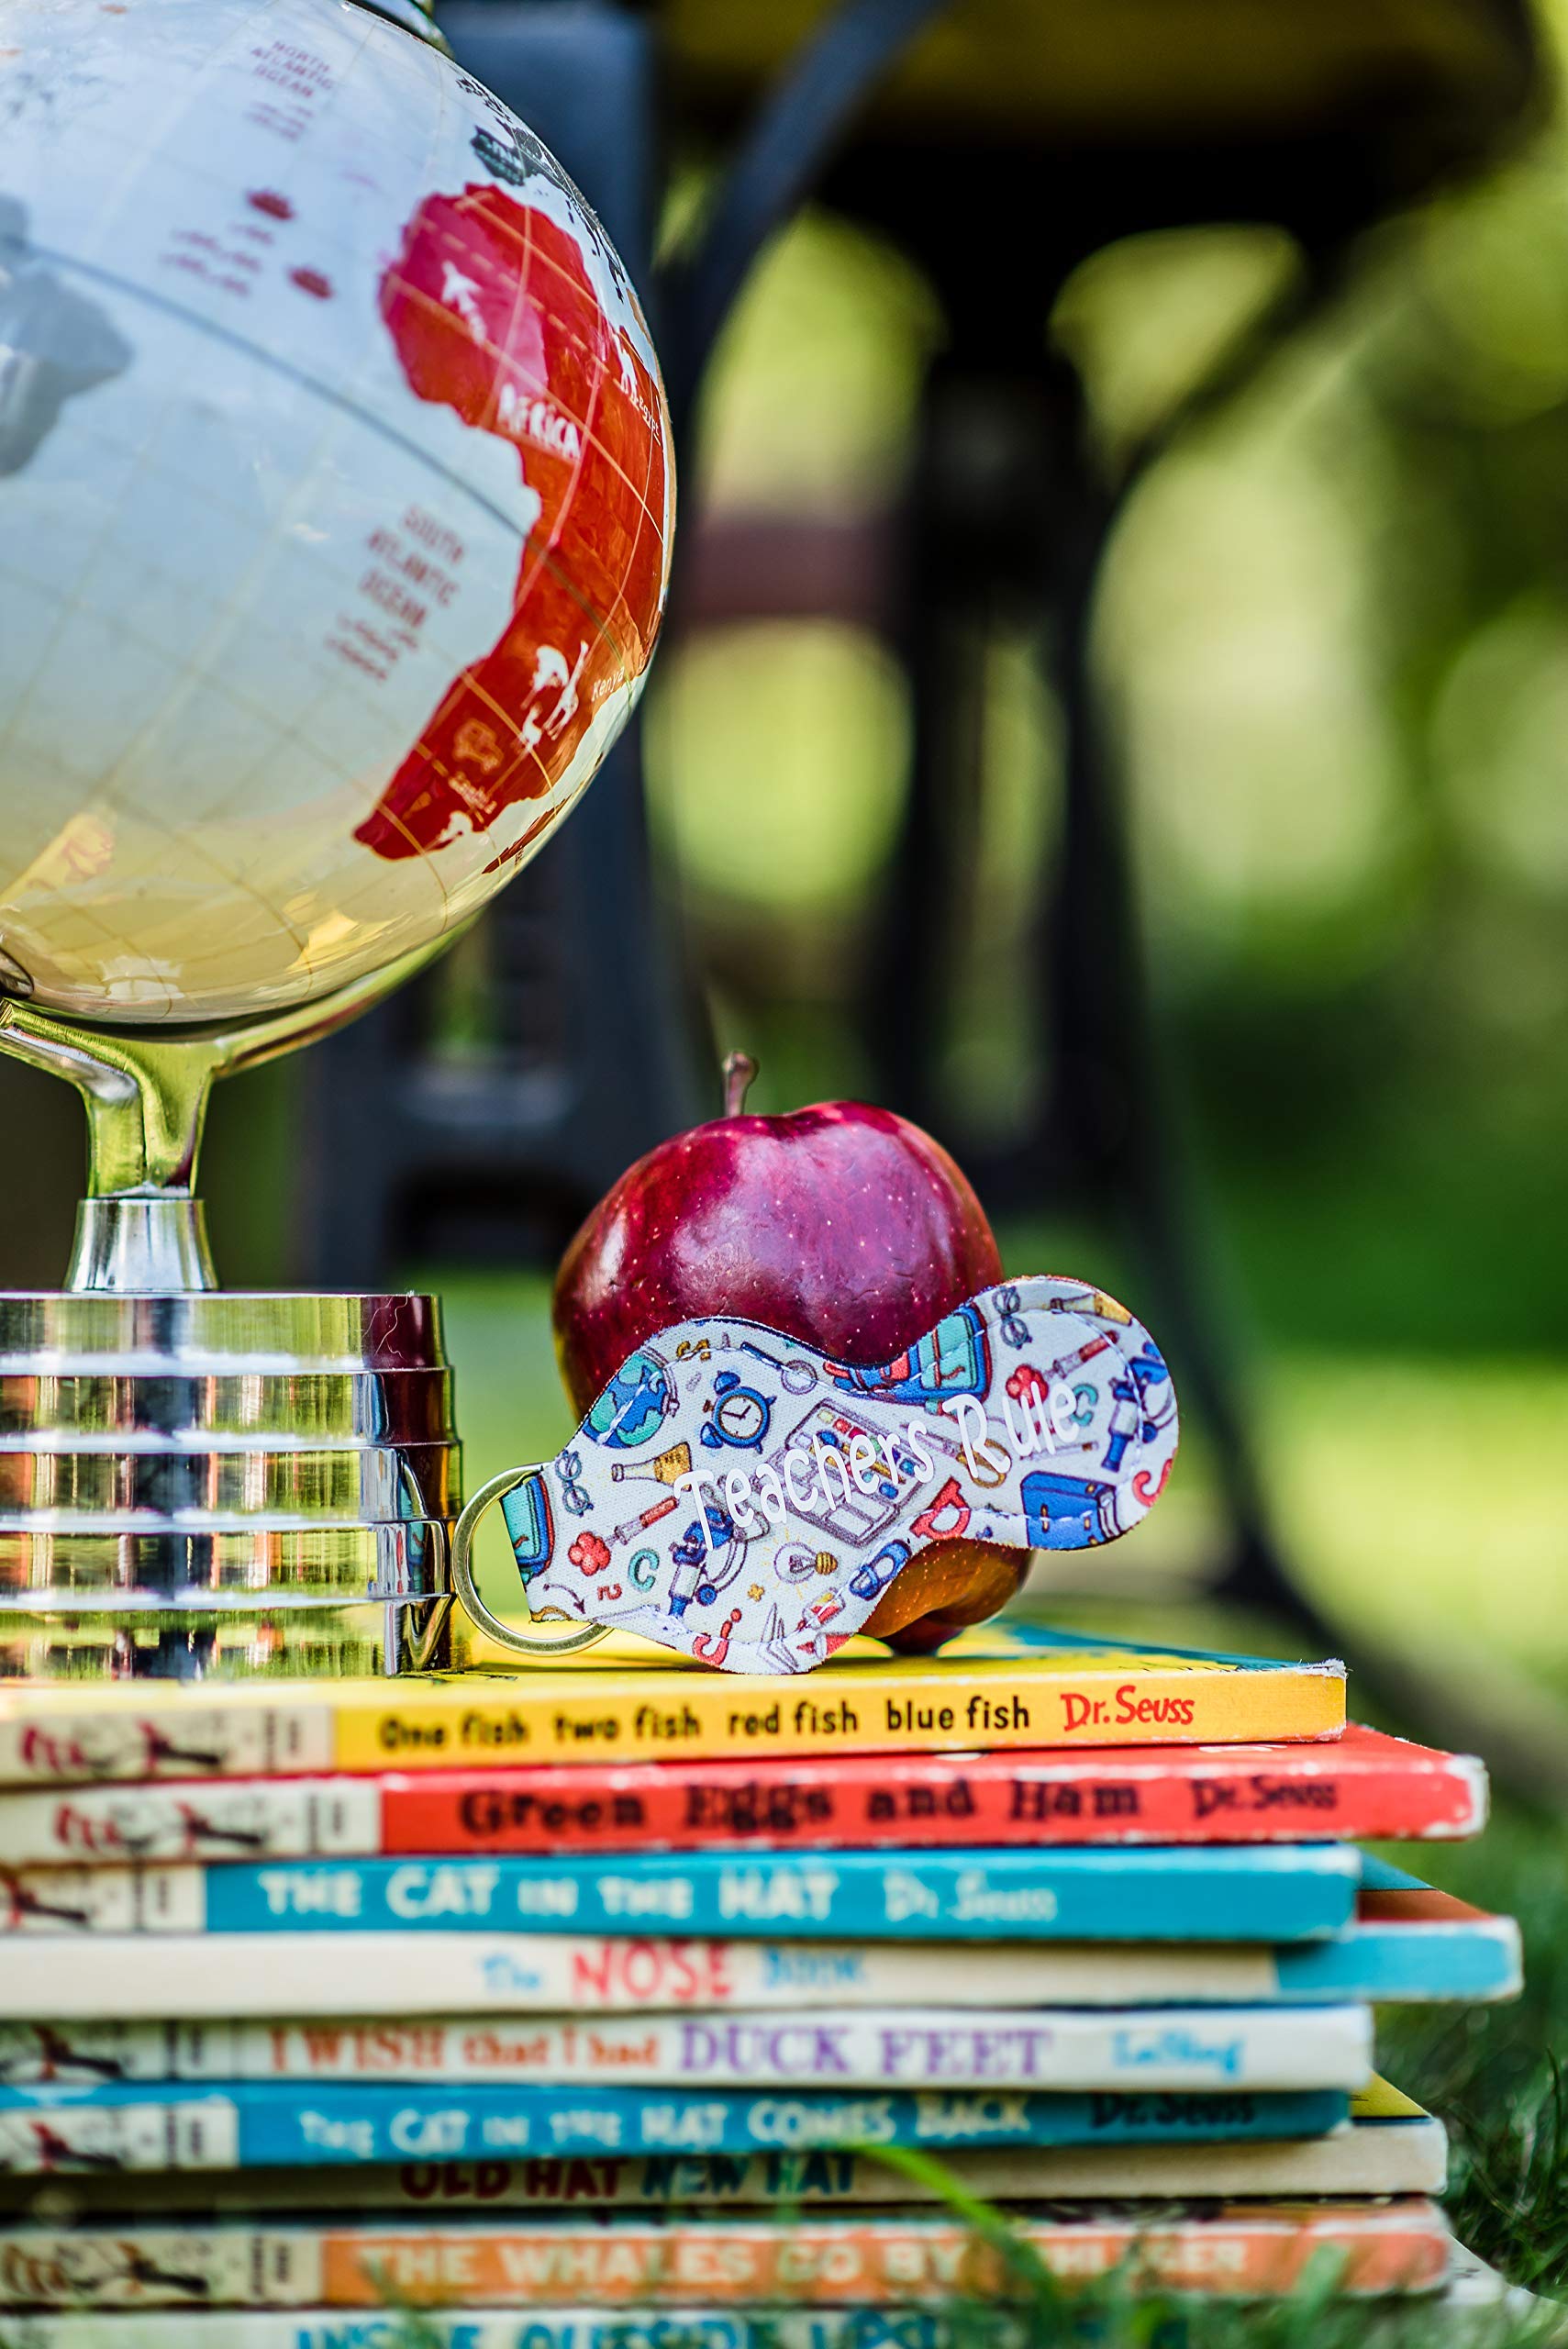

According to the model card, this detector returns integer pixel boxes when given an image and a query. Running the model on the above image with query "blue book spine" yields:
[193,1845,1358,1943]
[0,2078,1348,2171]
[1276,1858,1524,2002]
[1277,1924,1521,2001]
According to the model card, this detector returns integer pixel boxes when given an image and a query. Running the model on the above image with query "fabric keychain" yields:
[449,1275,1178,1675]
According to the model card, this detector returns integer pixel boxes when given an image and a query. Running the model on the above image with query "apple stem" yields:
[722,1051,759,1118]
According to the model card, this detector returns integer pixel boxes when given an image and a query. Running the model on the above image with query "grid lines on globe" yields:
[355,181,669,868]
[0,210,329,1010]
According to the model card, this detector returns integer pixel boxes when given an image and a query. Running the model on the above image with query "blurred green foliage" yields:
[646,31,1568,1364]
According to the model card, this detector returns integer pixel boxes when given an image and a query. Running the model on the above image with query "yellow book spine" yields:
[335,1661,1345,1771]
[0,1653,1345,1785]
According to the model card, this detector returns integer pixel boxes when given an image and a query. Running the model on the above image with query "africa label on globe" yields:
[0,0,672,1023]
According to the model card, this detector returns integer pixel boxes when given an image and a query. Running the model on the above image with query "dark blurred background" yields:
[4,0,1564,1703]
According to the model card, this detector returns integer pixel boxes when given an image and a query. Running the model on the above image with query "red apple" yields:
[551,1055,1028,1648]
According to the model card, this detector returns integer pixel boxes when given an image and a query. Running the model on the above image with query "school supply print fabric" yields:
[463,1276,1178,1674]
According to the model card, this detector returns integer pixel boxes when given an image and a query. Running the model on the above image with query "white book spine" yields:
[0,1782,380,1867]
[0,1708,332,1789]
[0,1932,1284,2020]
[0,2114,1451,2219]
[0,2229,320,2310]
[0,2101,238,2176]
[0,2005,1372,2093]
[0,1869,207,1935]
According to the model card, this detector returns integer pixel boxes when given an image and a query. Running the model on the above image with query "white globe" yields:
[0,0,673,1024]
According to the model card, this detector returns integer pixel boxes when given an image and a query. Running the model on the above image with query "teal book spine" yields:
[1276,1861,1521,2001]
[10,1843,1361,1943]
[0,2077,1348,2173]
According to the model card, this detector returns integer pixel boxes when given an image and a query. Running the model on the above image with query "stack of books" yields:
[0,1624,1521,2345]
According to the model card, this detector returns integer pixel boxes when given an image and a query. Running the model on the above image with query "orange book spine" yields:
[316,2204,1451,2305]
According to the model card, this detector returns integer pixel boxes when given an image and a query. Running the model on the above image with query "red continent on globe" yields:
[358,184,669,864]
[552,1062,1029,1650]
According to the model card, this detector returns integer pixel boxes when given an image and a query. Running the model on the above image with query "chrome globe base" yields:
[0,949,466,1679]
[0,1285,459,1680]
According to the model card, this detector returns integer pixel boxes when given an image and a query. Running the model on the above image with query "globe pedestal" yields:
[0,1290,457,1681]
[0,956,461,1680]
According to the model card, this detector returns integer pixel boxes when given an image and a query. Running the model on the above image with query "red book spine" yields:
[379,1726,1485,1854]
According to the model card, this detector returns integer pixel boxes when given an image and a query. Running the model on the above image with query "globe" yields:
[0,0,673,1027]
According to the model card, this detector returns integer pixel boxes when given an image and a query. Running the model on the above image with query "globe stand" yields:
[0,945,462,1681]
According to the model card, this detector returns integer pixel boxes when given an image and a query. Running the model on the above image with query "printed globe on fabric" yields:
[0,0,672,1024]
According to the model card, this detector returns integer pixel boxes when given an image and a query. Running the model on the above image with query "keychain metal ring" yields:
[449,1466,609,1659]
